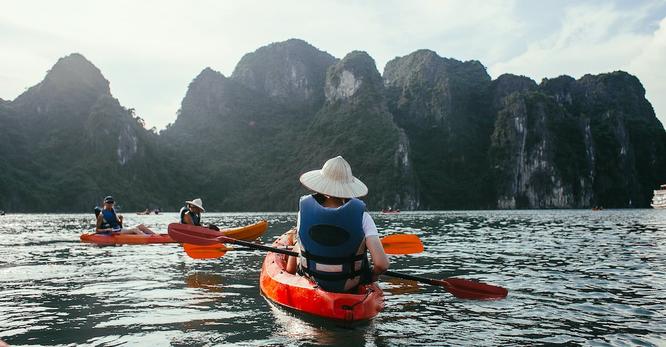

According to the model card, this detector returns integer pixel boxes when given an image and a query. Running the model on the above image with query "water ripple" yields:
[0,210,665,345]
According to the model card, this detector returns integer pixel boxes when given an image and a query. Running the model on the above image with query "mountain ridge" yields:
[1,40,664,212]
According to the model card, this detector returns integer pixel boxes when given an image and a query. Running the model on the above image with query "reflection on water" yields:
[265,299,376,346]
[1,210,665,345]
[383,277,420,296]
[186,272,225,293]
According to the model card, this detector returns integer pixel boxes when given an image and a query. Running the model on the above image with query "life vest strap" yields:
[301,249,365,265]
[300,265,364,281]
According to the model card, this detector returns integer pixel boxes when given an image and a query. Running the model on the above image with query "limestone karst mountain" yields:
[1,41,664,212]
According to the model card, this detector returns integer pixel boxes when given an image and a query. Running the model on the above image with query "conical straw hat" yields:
[299,156,368,198]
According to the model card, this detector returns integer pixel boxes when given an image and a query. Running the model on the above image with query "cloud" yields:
[628,17,666,127]
[489,2,666,124]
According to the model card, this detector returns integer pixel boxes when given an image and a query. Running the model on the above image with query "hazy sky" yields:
[1,0,665,129]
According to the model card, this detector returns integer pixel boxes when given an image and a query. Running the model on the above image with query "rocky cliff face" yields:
[164,50,419,211]
[232,39,336,110]
[384,50,496,209]
[307,51,419,209]
[490,92,593,208]
[489,71,666,208]
[1,41,664,211]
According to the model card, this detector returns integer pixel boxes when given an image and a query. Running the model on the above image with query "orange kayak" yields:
[259,231,384,323]
[81,220,268,245]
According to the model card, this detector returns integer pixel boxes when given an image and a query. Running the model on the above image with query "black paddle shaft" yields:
[217,235,507,300]
[219,236,436,286]
[217,236,298,257]
[384,270,441,286]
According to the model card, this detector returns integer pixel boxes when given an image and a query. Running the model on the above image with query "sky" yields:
[1,0,665,129]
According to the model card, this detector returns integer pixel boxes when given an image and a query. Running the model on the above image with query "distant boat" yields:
[137,208,161,215]
[592,207,603,211]
[652,184,666,209]
[381,208,400,214]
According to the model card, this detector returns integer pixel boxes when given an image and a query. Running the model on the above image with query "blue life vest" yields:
[100,208,121,230]
[297,194,368,293]
[180,206,201,226]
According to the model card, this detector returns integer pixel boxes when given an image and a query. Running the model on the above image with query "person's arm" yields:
[285,215,300,274]
[95,214,109,233]
[286,242,299,274]
[362,212,389,280]
[182,213,193,225]
[366,235,389,281]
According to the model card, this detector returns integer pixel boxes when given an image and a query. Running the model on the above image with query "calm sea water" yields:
[1,210,665,346]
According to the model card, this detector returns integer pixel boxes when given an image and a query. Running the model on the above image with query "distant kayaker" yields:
[285,156,390,293]
[95,196,155,235]
[179,198,218,230]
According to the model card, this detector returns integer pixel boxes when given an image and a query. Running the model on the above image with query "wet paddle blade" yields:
[380,234,424,255]
[384,270,508,300]
[183,243,231,259]
[168,227,219,245]
[437,278,508,300]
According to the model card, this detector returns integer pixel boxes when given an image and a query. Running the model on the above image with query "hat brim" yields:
[299,169,368,198]
[185,200,205,212]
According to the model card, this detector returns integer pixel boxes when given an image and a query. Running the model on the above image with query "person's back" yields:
[297,194,369,292]
[286,156,389,293]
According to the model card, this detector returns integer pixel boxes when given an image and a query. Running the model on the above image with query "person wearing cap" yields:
[285,156,390,293]
[95,196,155,235]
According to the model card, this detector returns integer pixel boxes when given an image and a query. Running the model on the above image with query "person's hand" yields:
[208,224,220,231]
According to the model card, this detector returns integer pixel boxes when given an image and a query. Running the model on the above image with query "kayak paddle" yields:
[380,234,424,255]
[182,243,255,259]
[178,234,423,259]
[168,227,507,300]
[182,243,234,259]
[213,235,506,300]
[173,229,424,259]
[383,271,508,300]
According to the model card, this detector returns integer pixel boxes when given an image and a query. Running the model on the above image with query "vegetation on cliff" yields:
[1,41,664,212]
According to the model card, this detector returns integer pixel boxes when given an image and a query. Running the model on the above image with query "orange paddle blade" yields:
[183,243,232,259]
[380,234,424,255]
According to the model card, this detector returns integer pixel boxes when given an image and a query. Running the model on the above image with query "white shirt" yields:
[296,211,379,238]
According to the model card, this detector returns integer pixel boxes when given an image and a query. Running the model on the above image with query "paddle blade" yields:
[168,226,219,245]
[183,243,230,259]
[381,234,424,255]
[437,278,508,300]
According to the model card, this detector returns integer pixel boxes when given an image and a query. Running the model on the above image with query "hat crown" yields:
[321,156,353,183]
[186,198,205,211]
[299,155,368,198]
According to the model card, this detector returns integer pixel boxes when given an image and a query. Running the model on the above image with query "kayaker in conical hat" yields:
[180,198,219,230]
[285,156,390,293]
[95,196,155,235]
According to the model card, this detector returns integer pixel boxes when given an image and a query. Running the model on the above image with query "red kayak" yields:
[260,231,384,323]
[81,220,268,245]
[80,233,174,245]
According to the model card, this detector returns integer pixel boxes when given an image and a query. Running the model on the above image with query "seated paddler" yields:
[285,156,390,293]
[95,196,155,235]
[180,198,218,230]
